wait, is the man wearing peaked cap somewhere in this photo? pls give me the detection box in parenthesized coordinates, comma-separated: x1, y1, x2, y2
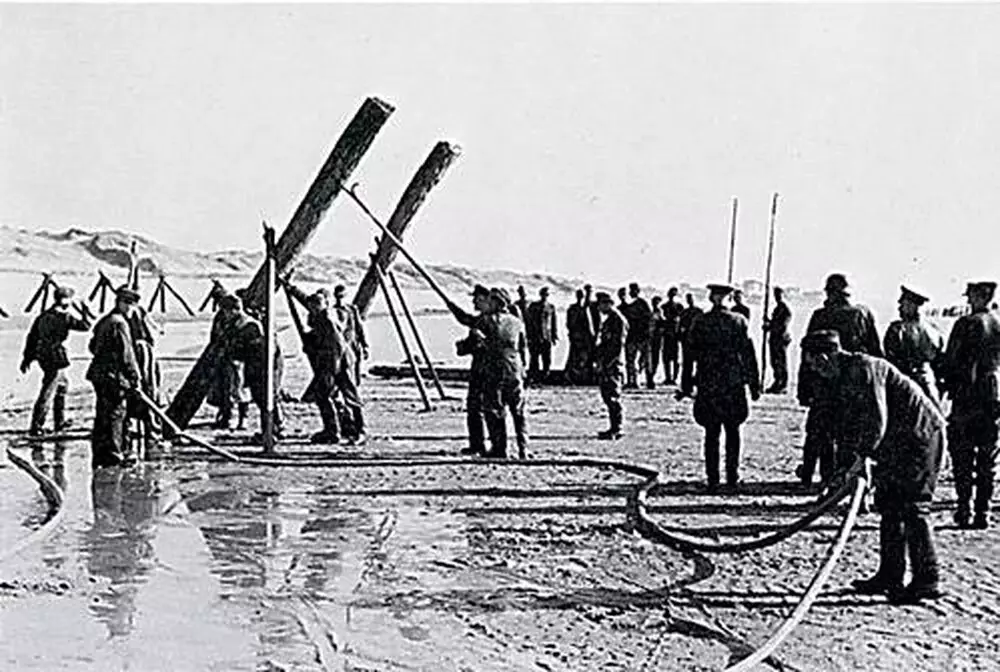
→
(941, 279, 1000, 529)
(86, 283, 143, 467)
(801, 326, 946, 604)
(21, 284, 92, 436)
(678, 282, 761, 492)
(883, 285, 944, 407)
(796, 273, 882, 487)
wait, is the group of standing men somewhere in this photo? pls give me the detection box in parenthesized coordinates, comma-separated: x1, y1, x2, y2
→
(22, 282, 162, 468)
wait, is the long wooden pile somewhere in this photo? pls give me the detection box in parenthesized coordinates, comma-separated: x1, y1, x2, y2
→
(166, 97, 395, 429)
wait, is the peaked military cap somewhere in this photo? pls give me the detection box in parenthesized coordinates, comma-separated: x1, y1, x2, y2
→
(595, 291, 613, 303)
(824, 273, 850, 294)
(471, 284, 490, 297)
(899, 285, 929, 305)
(115, 285, 141, 304)
(801, 329, 842, 354)
(706, 283, 734, 296)
(539, 286, 550, 296)
(965, 281, 997, 296)
(333, 284, 347, 296)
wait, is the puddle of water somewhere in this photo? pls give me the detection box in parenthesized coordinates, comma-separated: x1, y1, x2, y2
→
(2, 440, 668, 671)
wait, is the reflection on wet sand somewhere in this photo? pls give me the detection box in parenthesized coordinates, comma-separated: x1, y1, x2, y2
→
(86, 466, 161, 638)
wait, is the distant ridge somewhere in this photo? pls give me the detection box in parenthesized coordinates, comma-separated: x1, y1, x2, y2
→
(0, 225, 816, 303)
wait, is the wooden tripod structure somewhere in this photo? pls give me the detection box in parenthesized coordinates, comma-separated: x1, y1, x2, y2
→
(198, 279, 228, 312)
(87, 271, 118, 313)
(146, 274, 196, 317)
(26, 272, 95, 321)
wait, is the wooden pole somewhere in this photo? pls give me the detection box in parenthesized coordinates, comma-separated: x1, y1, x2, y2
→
(727, 197, 738, 285)
(353, 141, 462, 318)
(388, 269, 448, 400)
(342, 186, 452, 304)
(760, 192, 779, 389)
(262, 225, 277, 454)
(374, 258, 432, 411)
(163, 278, 197, 317)
(167, 97, 393, 429)
(24, 274, 51, 313)
(242, 97, 395, 309)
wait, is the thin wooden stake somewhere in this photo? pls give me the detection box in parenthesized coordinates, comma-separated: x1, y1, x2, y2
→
(389, 269, 448, 401)
(760, 192, 780, 389)
(727, 197, 738, 285)
(374, 258, 432, 411)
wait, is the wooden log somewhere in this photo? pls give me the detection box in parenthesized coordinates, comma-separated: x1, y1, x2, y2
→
(166, 97, 394, 429)
(352, 141, 461, 318)
(243, 97, 396, 309)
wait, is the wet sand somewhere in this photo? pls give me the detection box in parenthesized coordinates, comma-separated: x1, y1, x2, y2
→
(4, 354, 1000, 671)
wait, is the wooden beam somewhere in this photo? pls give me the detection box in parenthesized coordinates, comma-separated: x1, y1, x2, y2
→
(352, 141, 461, 318)
(166, 97, 394, 429)
(243, 96, 396, 309)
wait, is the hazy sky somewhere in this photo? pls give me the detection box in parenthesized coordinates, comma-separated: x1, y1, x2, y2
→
(2, 4, 999, 303)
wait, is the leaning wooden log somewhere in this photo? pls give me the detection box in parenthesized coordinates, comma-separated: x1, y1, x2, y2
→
(352, 141, 461, 318)
(244, 96, 396, 309)
(166, 97, 395, 430)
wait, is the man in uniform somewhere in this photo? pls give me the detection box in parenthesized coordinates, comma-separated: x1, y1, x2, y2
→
(661, 287, 684, 385)
(594, 292, 628, 439)
(86, 286, 142, 468)
(21, 285, 91, 436)
(208, 292, 251, 430)
(515, 286, 530, 329)
(796, 273, 883, 486)
(483, 288, 529, 459)
(679, 284, 761, 491)
(678, 293, 704, 374)
(941, 281, 1000, 529)
(763, 286, 793, 394)
(565, 288, 594, 385)
(801, 330, 944, 604)
(449, 285, 492, 455)
(883, 286, 944, 407)
(584, 283, 602, 377)
(732, 289, 751, 321)
(526, 287, 558, 384)
(647, 296, 665, 387)
(622, 282, 652, 389)
(331, 284, 369, 384)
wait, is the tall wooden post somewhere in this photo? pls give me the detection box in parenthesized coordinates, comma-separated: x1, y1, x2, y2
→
(262, 225, 277, 454)
(167, 97, 394, 429)
(353, 141, 461, 318)
(388, 269, 447, 401)
(374, 258, 432, 411)
(727, 197, 738, 285)
(760, 192, 779, 389)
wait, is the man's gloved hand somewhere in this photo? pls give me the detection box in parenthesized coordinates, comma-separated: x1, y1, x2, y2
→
(20, 359, 30, 374)
(750, 388, 761, 402)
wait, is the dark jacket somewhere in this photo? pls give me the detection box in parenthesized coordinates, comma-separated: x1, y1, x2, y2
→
(595, 308, 628, 371)
(679, 305, 704, 343)
(305, 309, 351, 377)
(765, 300, 792, 345)
(23, 307, 89, 371)
(941, 307, 1000, 419)
(661, 299, 684, 339)
(451, 304, 525, 384)
(622, 297, 652, 344)
(798, 296, 882, 405)
(567, 303, 594, 345)
(682, 306, 760, 399)
(526, 299, 558, 345)
(732, 303, 751, 321)
(86, 312, 141, 389)
(883, 317, 944, 404)
(836, 354, 946, 500)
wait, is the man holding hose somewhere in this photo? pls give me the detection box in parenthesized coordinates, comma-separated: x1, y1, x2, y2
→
(801, 329, 945, 605)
